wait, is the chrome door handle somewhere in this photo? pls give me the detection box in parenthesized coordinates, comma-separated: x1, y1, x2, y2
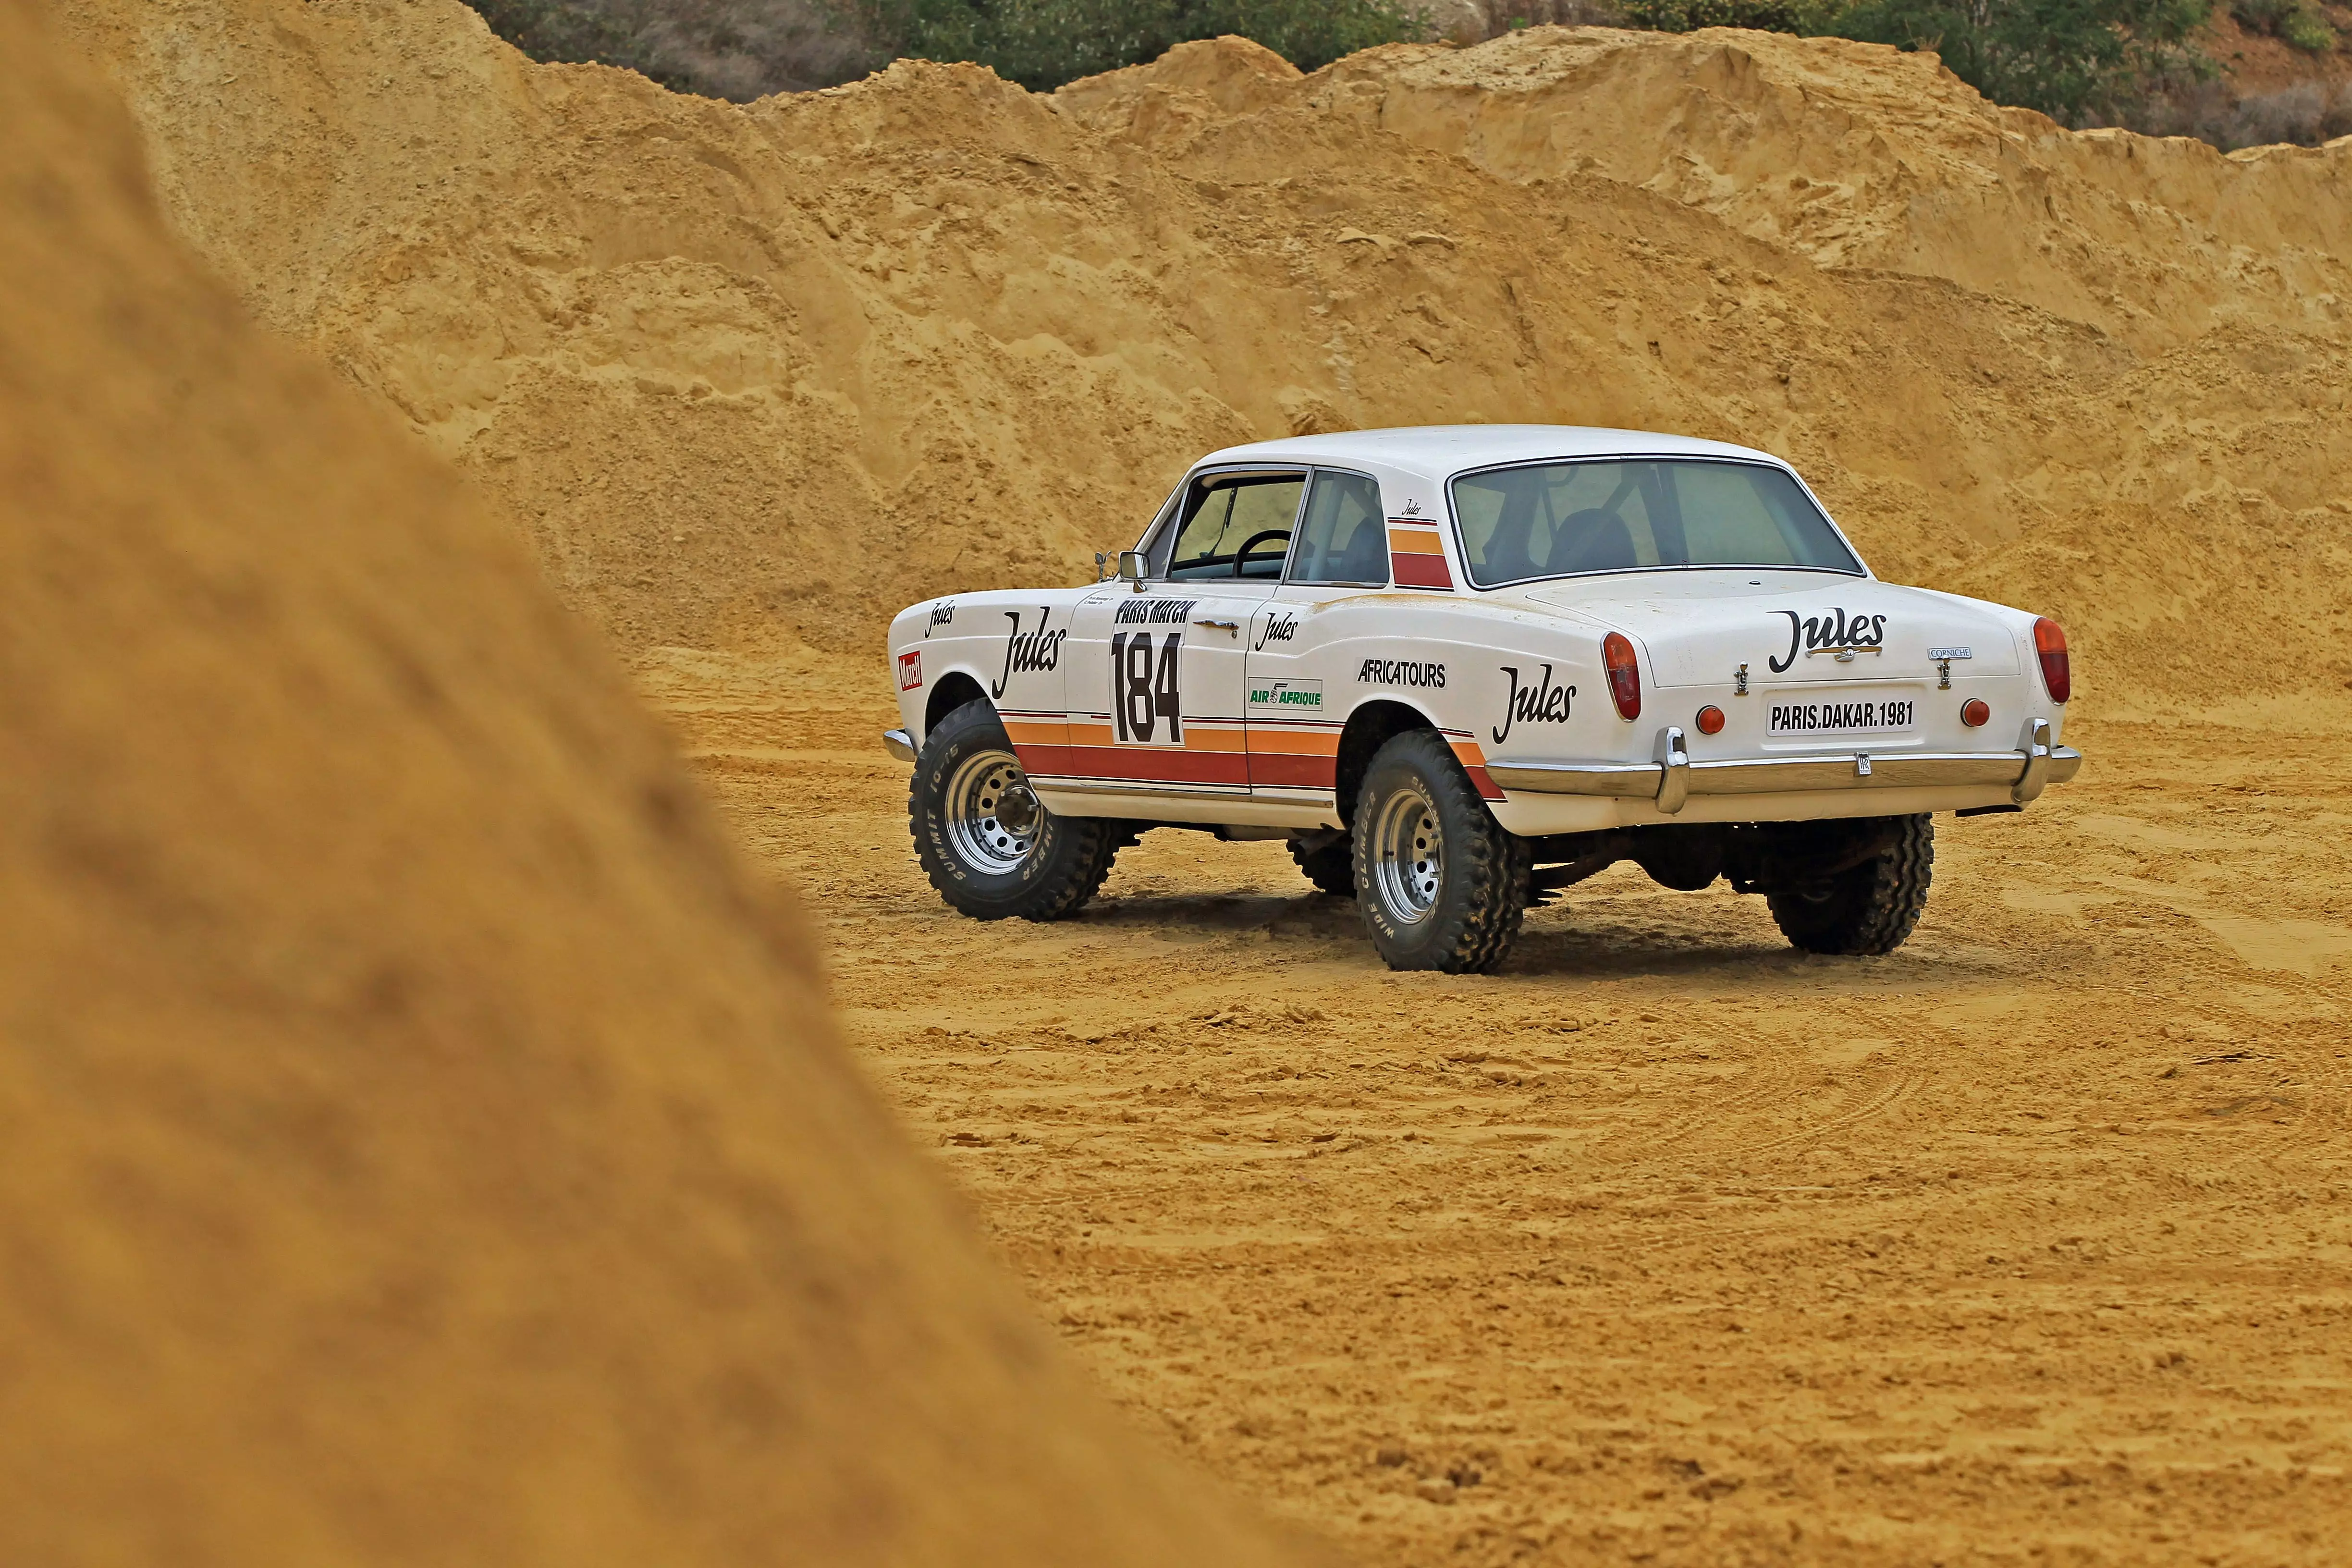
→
(1194, 618, 1240, 635)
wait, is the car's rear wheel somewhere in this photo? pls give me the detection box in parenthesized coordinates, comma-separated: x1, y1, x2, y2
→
(911, 699, 1117, 920)
(1352, 730, 1530, 972)
(1288, 833, 1355, 897)
(1766, 813, 1933, 956)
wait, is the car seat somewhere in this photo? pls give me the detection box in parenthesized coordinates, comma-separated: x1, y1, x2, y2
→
(1547, 507, 1637, 574)
(1333, 514, 1390, 583)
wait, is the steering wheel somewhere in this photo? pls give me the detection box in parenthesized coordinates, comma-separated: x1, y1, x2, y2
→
(1234, 529, 1292, 572)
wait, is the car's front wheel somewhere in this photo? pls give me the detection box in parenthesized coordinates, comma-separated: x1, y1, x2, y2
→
(1352, 730, 1531, 973)
(910, 699, 1118, 920)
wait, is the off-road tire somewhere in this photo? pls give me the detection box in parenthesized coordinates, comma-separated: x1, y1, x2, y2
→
(1289, 835, 1356, 897)
(1352, 729, 1531, 973)
(1767, 813, 1934, 956)
(910, 699, 1118, 921)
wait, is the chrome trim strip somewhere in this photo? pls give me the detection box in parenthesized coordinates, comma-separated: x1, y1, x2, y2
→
(1484, 761, 1658, 796)
(882, 727, 917, 765)
(1489, 747, 2080, 798)
(1027, 778, 1254, 800)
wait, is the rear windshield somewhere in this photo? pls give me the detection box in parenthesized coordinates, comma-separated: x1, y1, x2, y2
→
(1450, 459, 1861, 588)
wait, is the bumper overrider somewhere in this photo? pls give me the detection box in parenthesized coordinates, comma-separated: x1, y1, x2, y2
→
(1488, 718, 2081, 812)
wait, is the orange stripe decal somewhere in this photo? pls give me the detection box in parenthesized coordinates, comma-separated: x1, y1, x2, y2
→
(1448, 737, 1506, 801)
(1246, 727, 1342, 758)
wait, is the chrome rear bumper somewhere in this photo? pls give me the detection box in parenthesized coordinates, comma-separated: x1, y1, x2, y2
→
(1490, 719, 2081, 812)
(882, 727, 917, 764)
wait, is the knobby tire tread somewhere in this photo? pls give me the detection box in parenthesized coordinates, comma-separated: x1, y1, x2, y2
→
(1767, 813, 1933, 956)
(1289, 838, 1356, 897)
(1354, 730, 1531, 975)
(909, 700, 1120, 922)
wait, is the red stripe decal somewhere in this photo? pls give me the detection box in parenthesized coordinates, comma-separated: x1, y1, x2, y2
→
(1248, 753, 1338, 790)
(1011, 744, 1076, 776)
(1463, 763, 1506, 802)
(1393, 551, 1453, 590)
(1053, 746, 1251, 788)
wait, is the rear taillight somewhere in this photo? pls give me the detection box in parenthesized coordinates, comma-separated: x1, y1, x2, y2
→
(2033, 617, 2070, 704)
(1603, 633, 1641, 722)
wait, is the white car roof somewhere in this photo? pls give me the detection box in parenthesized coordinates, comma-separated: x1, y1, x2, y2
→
(1195, 424, 1790, 480)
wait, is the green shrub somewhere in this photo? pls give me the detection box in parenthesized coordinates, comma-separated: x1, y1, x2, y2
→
(1831, 0, 2216, 123)
(2279, 4, 2339, 49)
(841, 0, 1431, 91)
(2233, 0, 2341, 52)
(1618, 0, 1842, 31)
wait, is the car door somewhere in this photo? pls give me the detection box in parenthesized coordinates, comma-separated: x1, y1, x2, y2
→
(1059, 468, 1303, 798)
(1244, 467, 1390, 804)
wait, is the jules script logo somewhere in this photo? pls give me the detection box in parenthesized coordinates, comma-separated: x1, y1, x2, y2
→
(1493, 663, 1575, 746)
(1252, 611, 1299, 652)
(991, 607, 1067, 698)
(1768, 608, 1888, 674)
(923, 599, 956, 638)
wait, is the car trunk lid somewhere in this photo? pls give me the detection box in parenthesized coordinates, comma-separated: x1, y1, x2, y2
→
(1519, 575, 2020, 688)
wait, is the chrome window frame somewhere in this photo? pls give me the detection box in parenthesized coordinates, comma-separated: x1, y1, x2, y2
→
(1280, 465, 1391, 588)
(1139, 464, 1313, 584)
(1444, 454, 1870, 591)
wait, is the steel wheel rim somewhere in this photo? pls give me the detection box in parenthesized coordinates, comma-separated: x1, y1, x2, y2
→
(944, 747, 1041, 875)
(1371, 783, 1443, 924)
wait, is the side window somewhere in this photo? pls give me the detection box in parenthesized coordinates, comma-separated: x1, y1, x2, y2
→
(1161, 473, 1304, 580)
(1287, 470, 1388, 585)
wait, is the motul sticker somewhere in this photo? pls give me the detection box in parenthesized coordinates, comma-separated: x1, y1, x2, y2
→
(897, 650, 922, 691)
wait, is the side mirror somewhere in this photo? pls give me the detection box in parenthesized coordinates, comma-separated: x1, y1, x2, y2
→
(1117, 551, 1148, 590)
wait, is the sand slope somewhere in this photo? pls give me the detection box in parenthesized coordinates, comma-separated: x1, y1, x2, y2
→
(25, 3, 2352, 1563)
(57, 1, 2352, 716)
(0, 3, 1301, 1561)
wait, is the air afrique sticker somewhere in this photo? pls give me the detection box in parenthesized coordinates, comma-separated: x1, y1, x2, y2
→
(1247, 678, 1323, 715)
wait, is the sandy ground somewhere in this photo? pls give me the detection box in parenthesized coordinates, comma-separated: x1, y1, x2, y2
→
(45, 2, 2352, 1557)
(647, 649, 2352, 1565)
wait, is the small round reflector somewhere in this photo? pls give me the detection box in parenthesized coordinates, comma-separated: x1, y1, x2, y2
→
(1602, 632, 1641, 722)
(1695, 704, 1725, 735)
(2033, 617, 2070, 703)
(1960, 698, 1990, 728)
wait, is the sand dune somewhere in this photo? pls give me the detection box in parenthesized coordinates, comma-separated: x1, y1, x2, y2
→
(0, 2, 1301, 1560)
(58, 0, 2352, 715)
(25, 1, 2352, 1561)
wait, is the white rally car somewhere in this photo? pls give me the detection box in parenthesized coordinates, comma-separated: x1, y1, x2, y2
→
(883, 427, 2080, 972)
